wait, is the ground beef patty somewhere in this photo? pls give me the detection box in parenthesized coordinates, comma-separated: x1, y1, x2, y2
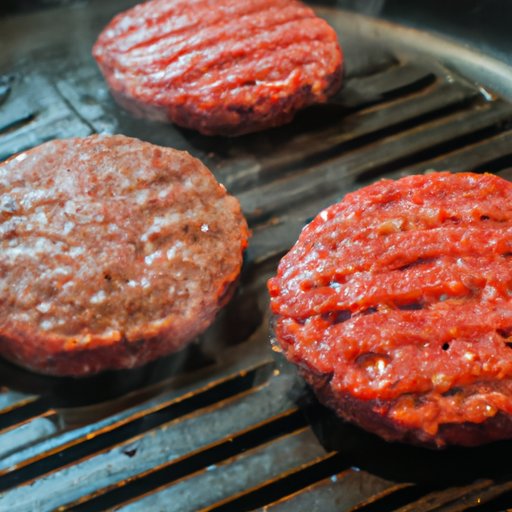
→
(92, 0, 343, 136)
(268, 172, 512, 448)
(0, 135, 248, 376)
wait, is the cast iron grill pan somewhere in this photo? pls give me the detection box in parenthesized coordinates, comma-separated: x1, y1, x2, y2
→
(2, 1, 512, 510)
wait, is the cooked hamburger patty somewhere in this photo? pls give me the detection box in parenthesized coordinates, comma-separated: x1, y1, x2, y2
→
(92, 0, 343, 136)
(0, 135, 248, 376)
(268, 172, 512, 447)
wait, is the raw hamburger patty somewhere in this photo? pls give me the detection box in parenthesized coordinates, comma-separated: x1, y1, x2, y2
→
(92, 0, 343, 136)
(0, 135, 248, 376)
(268, 172, 512, 447)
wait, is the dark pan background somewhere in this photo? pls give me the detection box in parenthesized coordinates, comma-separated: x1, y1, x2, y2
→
(3, 0, 512, 65)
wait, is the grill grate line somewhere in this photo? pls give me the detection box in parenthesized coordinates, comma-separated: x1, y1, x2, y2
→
(0, 398, 51, 432)
(198, 452, 348, 512)
(250, 129, 512, 266)
(394, 479, 512, 512)
(332, 68, 437, 113)
(347, 485, 435, 512)
(0, 335, 272, 474)
(64, 410, 306, 512)
(0, 363, 274, 492)
(261, 469, 410, 512)
(0, 72, 93, 162)
(0, 409, 56, 437)
(0, 76, 13, 106)
(248, 91, 477, 199)
(223, 75, 477, 194)
(0, 367, 299, 511)
(477, 155, 512, 176)
(474, 488, 512, 512)
(0, 113, 37, 137)
(239, 100, 512, 229)
(0, 393, 38, 417)
(355, 113, 512, 183)
(0, 412, 58, 464)
(343, 56, 399, 81)
(52, 79, 98, 135)
(378, 129, 512, 180)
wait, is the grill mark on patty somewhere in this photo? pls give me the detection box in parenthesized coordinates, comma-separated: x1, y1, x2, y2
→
(162, 36, 335, 95)
(397, 257, 437, 271)
(282, 226, 512, 292)
(106, 0, 284, 53)
(396, 302, 424, 311)
(112, 16, 331, 91)
(116, 11, 312, 74)
(119, 1, 310, 60)
(321, 310, 352, 324)
(100, 0, 213, 50)
(270, 173, 512, 415)
(93, 0, 342, 135)
(277, 254, 511, 319)
(102, 2, 313, 71)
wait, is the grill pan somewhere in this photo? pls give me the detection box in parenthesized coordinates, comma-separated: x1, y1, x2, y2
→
(2, 1, 512, 510)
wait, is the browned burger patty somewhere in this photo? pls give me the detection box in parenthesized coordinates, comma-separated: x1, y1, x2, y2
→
(268, 172, 512, 448)
(92, 0, 343, 136)
(0, 134, 248, 376)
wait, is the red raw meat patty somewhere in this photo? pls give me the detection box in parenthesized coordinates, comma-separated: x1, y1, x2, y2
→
(0, 135, 248, 376)
(93, 0, 343, 136)
(268, 172, 512, 447)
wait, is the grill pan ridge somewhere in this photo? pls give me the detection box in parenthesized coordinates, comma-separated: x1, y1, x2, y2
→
(2, 1, 512, 510)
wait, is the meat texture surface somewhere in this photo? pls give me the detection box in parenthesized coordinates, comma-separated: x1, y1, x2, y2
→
(269, 172, 512, 447)
(0, 135, 248, 376)
(93, 0, 343, 136)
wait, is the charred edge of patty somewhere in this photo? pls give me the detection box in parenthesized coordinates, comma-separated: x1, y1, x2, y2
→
(301, 366, 512, 449)
(0, 324, 199, 377)
(103, 65, 343, 137)
(0, 273, 243, 377)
